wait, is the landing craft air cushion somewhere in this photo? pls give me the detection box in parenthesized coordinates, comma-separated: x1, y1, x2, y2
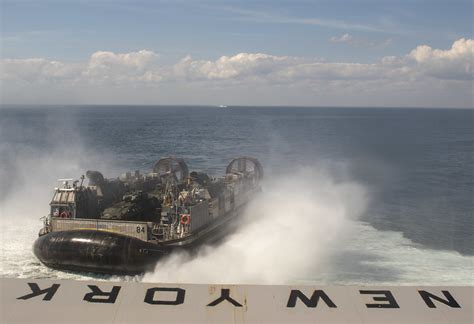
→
(34, 157, 263, 274)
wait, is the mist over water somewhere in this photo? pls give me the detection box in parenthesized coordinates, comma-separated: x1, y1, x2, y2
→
(144, 169, 367, 284)
(0, 150, 86, 278)
(143, 167, 473, 286)
(0, 106, 472, 285)
(0, 110, 115, 279)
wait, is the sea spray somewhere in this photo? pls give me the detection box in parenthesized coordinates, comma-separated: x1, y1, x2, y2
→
(143, 168, 368, 284)
(0, 112, 116, 278)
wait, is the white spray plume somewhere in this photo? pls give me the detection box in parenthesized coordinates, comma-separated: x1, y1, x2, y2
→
(0, 113, 116, 278)
(143, 168, 368, 284)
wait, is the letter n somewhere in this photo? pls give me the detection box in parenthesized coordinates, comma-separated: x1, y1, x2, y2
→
(287, 290, 337, 308)
(83, 285, 121, 304)
(17, 283, 60, 301)
(419, 290, 461, 308)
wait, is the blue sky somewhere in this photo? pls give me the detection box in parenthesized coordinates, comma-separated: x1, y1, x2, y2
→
(1, 0, 473, 107)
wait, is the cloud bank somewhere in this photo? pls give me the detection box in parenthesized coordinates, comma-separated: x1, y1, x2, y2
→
(1, 38, 472, 107)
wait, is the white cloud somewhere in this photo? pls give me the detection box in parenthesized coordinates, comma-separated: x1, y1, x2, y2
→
(173, 53, 386, 83)
(173, 53, 299, 81)
(279, 62, 383, 81)
(1, 58, 80, 84)
(220, 6, 384, 32)
(330, 33, 354, 44)
(408, 38, 473, 80)
(84, 50, 162, 84)
(1, 39, 472, 107)
(330, 33, 392, 48)
(171, 39, 471, 84)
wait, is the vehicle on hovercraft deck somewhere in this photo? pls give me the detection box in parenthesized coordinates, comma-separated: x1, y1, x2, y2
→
(34, 156, 263, 274)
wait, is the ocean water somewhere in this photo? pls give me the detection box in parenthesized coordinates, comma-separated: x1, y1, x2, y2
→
(0, 106, 472, 285)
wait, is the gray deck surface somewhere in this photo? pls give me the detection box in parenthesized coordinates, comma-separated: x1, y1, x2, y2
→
(1, 278, 472, 323)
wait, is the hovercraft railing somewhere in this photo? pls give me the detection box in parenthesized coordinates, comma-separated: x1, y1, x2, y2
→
(50, 218, 150, 241)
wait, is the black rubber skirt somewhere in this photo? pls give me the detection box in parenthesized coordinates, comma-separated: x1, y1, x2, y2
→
(33, 230, 168, 274)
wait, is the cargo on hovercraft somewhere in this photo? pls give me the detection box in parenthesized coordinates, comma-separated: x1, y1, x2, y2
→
(34, 157, 263, 274)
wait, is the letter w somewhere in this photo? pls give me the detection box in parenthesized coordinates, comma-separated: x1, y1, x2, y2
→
(287, 290, 337, 308)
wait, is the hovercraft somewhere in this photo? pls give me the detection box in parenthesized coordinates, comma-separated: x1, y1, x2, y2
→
(34, 157, 263, 274)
